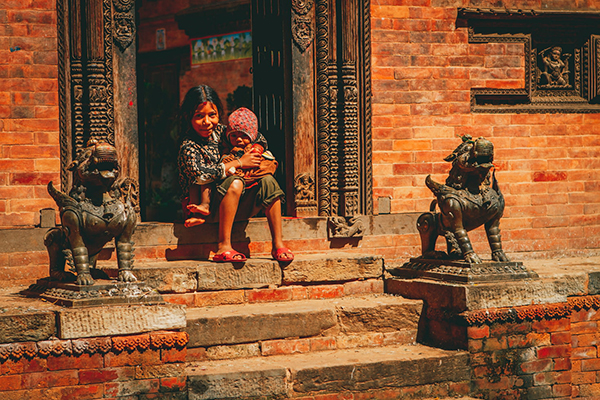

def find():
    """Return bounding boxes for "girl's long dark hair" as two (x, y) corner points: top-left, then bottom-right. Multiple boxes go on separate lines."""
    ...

(179, 85), (224, 137)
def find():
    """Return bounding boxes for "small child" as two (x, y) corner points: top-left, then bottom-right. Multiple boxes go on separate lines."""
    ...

(221, 107), (278, 184)
(186, 107), (277, 218)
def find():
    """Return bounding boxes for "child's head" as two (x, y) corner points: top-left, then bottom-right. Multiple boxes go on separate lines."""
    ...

(226, 107), (258, 147)
(180, 85), (223, 137)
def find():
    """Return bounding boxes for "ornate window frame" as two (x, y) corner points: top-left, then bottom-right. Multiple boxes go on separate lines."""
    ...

(460, 8), (600, 113)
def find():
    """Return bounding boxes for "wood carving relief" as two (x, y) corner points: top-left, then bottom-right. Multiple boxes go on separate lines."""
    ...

(58, 0), (136, 188)
(314, 0), (372, 217)
(292, 0), (313, 52)
(461, 8), (600, 113)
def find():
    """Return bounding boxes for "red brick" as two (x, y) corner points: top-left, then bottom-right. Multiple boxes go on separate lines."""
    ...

(537, 345), (571, 359)
(159, 376), (187, 392)
(521, 359), (553, 374)
(532, 318), (570, 333)
(553, 357), (571, 372)
(104, 349), (161, 367)
(310, 337), (336, 352)
(261, 339), (310, 356)
(104, 379), (159, 397)
(0, 355), (46, 375)
(78, 367), (134, 384)
(246, 287), (292, 303)
(22, 370), (78, 389)
(185, 347), (207, 362)
(468, 325), (490, 339)
(0, 374), (22, 391)
(551, 332), (571, 345)
(582, 359), (600, 372)
(161, 347), (186, 363)
(308, 285), (344, 299)
(47, 353), (103, 371)
(194, 290), (244, 307)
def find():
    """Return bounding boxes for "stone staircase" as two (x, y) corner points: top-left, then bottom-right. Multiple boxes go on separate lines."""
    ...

(99, 253), (472, 399)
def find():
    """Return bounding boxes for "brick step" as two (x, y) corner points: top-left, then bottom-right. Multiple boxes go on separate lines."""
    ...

(98, 252), (385, 307)
(184, 294), (422, 357)
(185, 344), (470, 399)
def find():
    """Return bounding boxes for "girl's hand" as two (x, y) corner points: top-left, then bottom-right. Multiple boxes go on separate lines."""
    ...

(239, 152), (262, 169)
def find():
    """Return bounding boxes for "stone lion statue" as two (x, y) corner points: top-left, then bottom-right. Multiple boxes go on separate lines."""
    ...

(416, 136), (509, 264)
(44, 140), (139, 285)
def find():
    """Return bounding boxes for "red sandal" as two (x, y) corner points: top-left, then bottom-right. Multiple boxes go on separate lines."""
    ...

(271, 247), (294, 262)
(213, 250), (247, 263)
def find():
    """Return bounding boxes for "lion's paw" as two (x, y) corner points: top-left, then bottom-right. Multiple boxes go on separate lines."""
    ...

(118, 270), (137, 283)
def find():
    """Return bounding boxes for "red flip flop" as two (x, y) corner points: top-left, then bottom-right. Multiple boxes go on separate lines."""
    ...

(213, 250), (247, 263)
(271, 247), (294, 262)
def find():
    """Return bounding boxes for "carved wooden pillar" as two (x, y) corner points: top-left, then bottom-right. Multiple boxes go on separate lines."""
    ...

(291, 0), (318, 216)
(315, 0), (371, 219)
(58, 0), (138, 191)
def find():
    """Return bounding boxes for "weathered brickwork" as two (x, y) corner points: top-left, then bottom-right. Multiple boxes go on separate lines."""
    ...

(0, 1), (60, 228)
(466, 295), (600, 400)
(0, 331), (188, 399)
(371, 0), (600, 260)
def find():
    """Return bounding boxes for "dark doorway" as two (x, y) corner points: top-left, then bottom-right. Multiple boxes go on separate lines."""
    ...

(137, 60), (181, 222)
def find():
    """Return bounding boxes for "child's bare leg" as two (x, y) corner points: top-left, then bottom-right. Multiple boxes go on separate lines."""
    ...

(187, 184), (211, 215)
(184, 217), (205, 228)
(265, 198), (293, 260)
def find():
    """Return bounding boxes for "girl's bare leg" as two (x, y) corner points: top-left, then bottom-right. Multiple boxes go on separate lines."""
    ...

(217, 179), (244, 254)
(264, 198), (293, 260)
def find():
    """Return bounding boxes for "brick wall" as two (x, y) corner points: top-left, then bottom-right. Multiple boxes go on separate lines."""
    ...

(466, 296), (600, 399)
(0, 1), (60, 227)
(371, 0), (600, 260)
(0, 331), (187, 399)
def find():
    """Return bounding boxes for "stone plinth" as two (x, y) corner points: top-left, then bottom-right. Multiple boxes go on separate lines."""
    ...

(389, 258), (538, 283)
(25, 278), (163, 307)
(57, 303), (186, 339)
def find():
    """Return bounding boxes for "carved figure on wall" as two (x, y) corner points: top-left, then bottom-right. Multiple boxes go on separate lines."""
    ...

(416, 136), (508, 264)
(45, 140), (139, 285)
(538, 46), (571, 88)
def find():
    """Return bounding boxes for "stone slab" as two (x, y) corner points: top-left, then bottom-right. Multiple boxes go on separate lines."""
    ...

(188, 367), (288, 400)
(282, 253), (383, 284)
(57, 304), (186, 339)
(185, 295), (422, 347)
(186, 300), (336, 347)
(333, 296), (422, 333)
(186, 344), (469, 399)
(196, 259), (282, 290)
(0, 311), (56, 344)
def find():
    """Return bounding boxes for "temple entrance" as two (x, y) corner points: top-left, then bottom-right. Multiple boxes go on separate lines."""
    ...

(57, 0), (372, 222)
(136, 0), (291, 221)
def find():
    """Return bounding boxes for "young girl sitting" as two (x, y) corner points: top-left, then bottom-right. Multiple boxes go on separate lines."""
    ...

(177, 85), (293, 263)
(188, 107), (278, 216)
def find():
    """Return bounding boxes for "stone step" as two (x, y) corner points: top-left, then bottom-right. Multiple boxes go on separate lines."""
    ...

(98, 252), (384, 294)
(185, 294), (422, 349)
(186, 344), (470, 399)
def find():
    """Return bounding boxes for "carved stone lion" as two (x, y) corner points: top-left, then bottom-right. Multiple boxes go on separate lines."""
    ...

(45, 140), (139, 285)
(417, 136), (509, 264)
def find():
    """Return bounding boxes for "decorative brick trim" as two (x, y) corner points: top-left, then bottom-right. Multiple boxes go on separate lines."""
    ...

(464, 303), (571, 325)
(464, 295), (600, 325)
(0, 331), (188, 362)
(568, 294), (600, 310)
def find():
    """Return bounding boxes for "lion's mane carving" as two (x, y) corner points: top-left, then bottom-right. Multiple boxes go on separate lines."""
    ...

(45, 140), (139, 285)
(417, 135), (509, 264)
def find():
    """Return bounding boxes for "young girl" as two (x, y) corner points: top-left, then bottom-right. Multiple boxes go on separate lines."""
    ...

(177, 85), (293, 262)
